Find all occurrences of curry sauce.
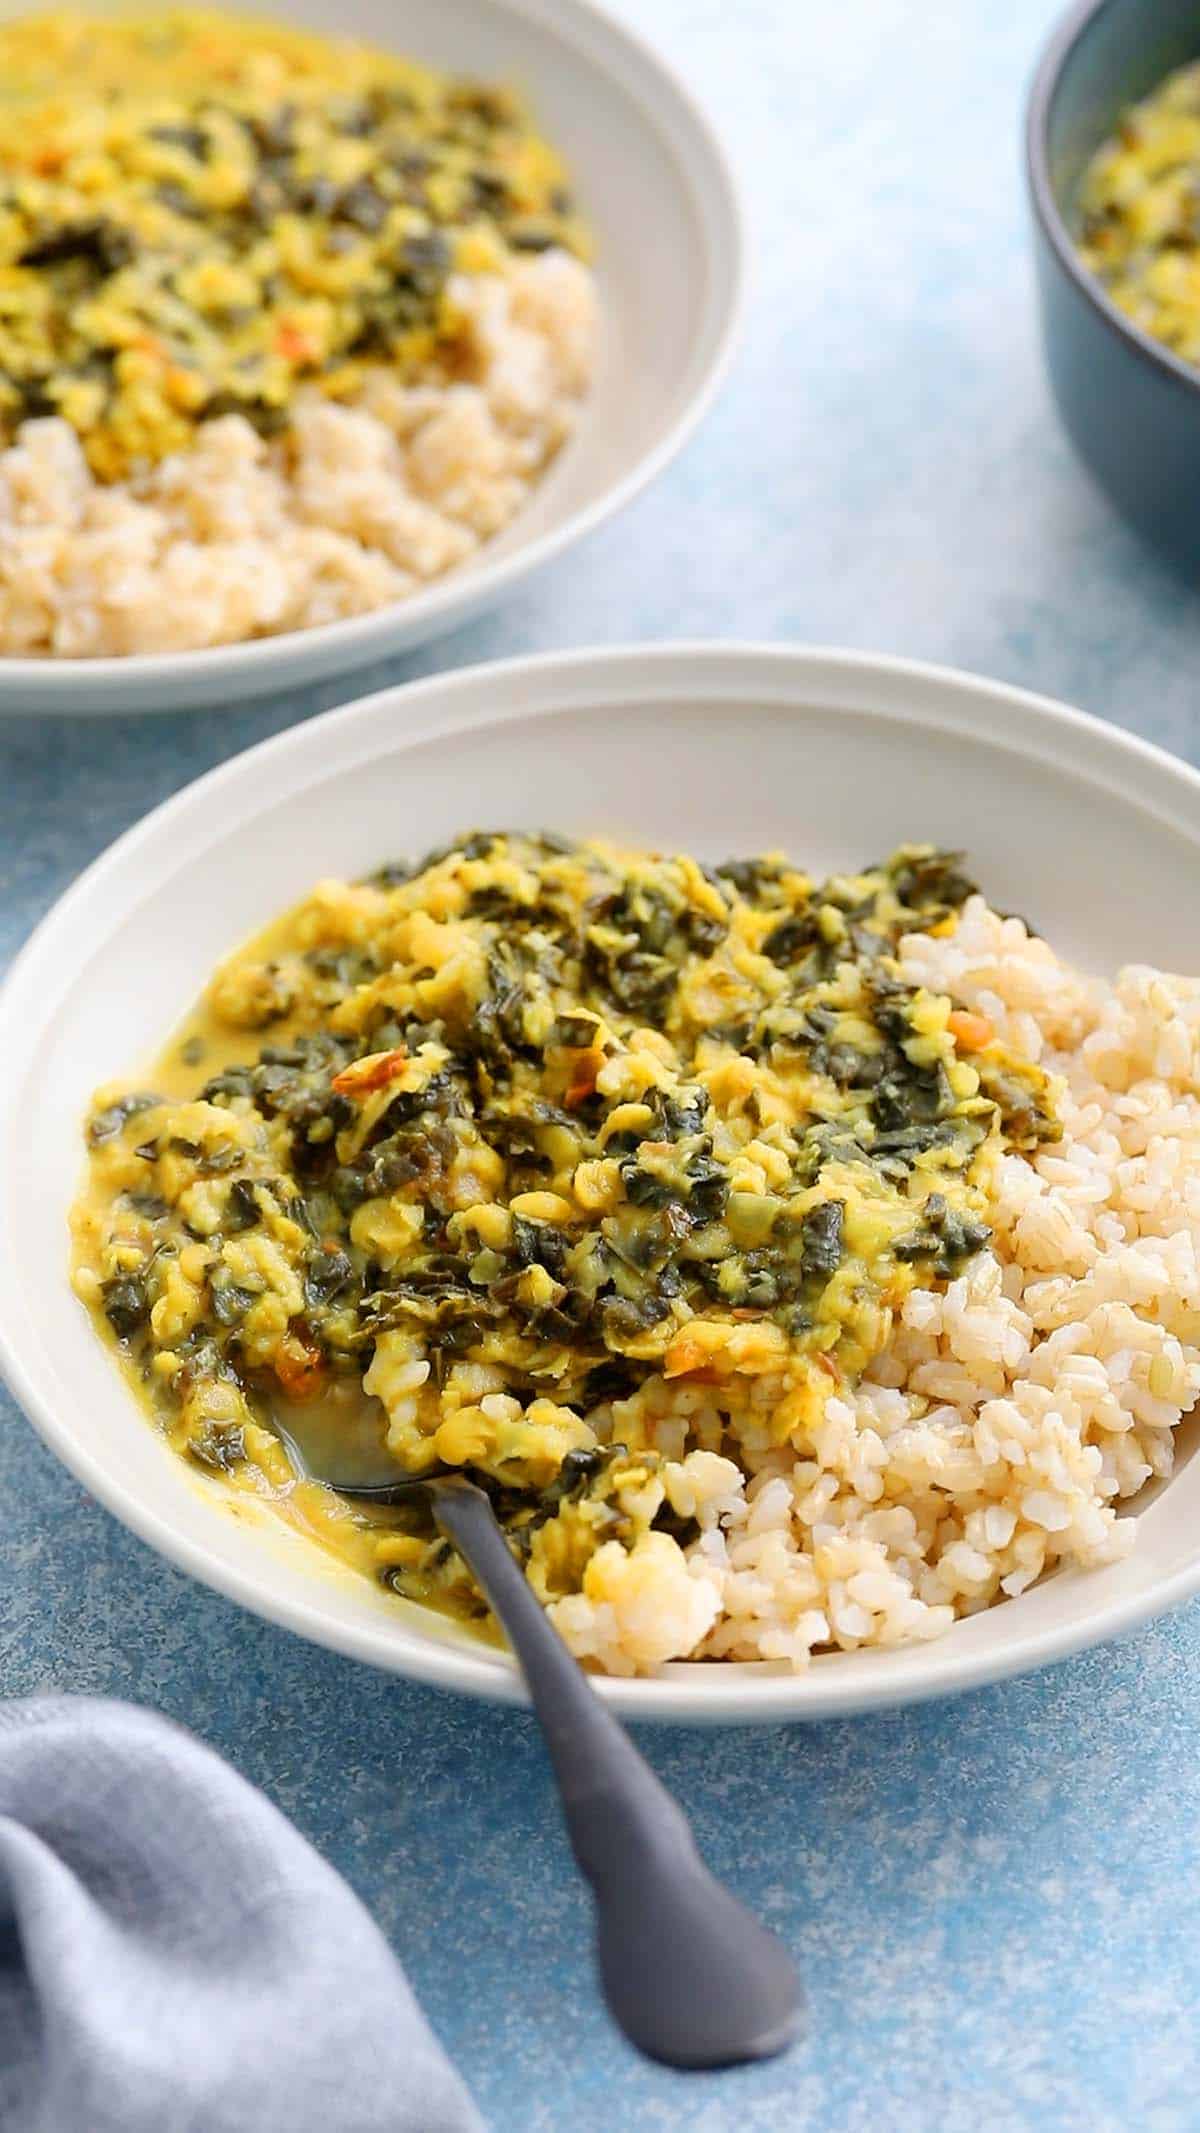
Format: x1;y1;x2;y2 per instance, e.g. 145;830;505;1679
70;835;1061;1632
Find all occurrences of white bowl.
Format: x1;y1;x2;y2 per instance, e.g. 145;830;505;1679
0;0;742;715
5;642;1200;1723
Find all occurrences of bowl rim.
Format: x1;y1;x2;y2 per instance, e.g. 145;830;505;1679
9;639;1200;1723
0;0;746;704
1025;0;1200;400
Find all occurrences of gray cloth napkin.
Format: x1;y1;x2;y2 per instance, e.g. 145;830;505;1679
0;1696;483;2133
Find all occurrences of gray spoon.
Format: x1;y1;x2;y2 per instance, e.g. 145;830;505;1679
329;1468;803;2070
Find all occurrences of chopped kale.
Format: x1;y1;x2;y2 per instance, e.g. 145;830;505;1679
88;1092;161;1145
799;1199;845;1282
101;1275;150;1340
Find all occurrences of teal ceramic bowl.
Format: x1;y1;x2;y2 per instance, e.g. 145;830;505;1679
1028;0;1200;572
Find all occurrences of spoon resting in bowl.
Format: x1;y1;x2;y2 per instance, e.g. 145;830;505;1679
327;1467;804;2070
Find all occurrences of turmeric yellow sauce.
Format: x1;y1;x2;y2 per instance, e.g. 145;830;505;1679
70;834;1060;1644
0;9;585;477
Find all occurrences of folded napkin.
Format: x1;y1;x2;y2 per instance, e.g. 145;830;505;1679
0;1697;483;2133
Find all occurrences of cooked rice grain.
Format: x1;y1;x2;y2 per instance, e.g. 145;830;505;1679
549;902;1200;1672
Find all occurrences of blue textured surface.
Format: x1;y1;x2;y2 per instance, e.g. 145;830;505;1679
4;3;1200;2127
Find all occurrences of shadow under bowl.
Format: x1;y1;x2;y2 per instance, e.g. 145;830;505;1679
1027;0;1200;573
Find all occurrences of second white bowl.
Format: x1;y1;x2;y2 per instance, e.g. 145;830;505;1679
0;0;743;713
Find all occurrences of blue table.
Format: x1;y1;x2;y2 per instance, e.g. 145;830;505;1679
4;3;1200;2125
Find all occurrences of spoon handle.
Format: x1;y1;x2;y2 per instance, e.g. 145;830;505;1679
428;1480;803;2070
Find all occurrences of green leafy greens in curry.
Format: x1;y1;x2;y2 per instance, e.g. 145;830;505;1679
72;834;1060;1631
0;10;584;477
